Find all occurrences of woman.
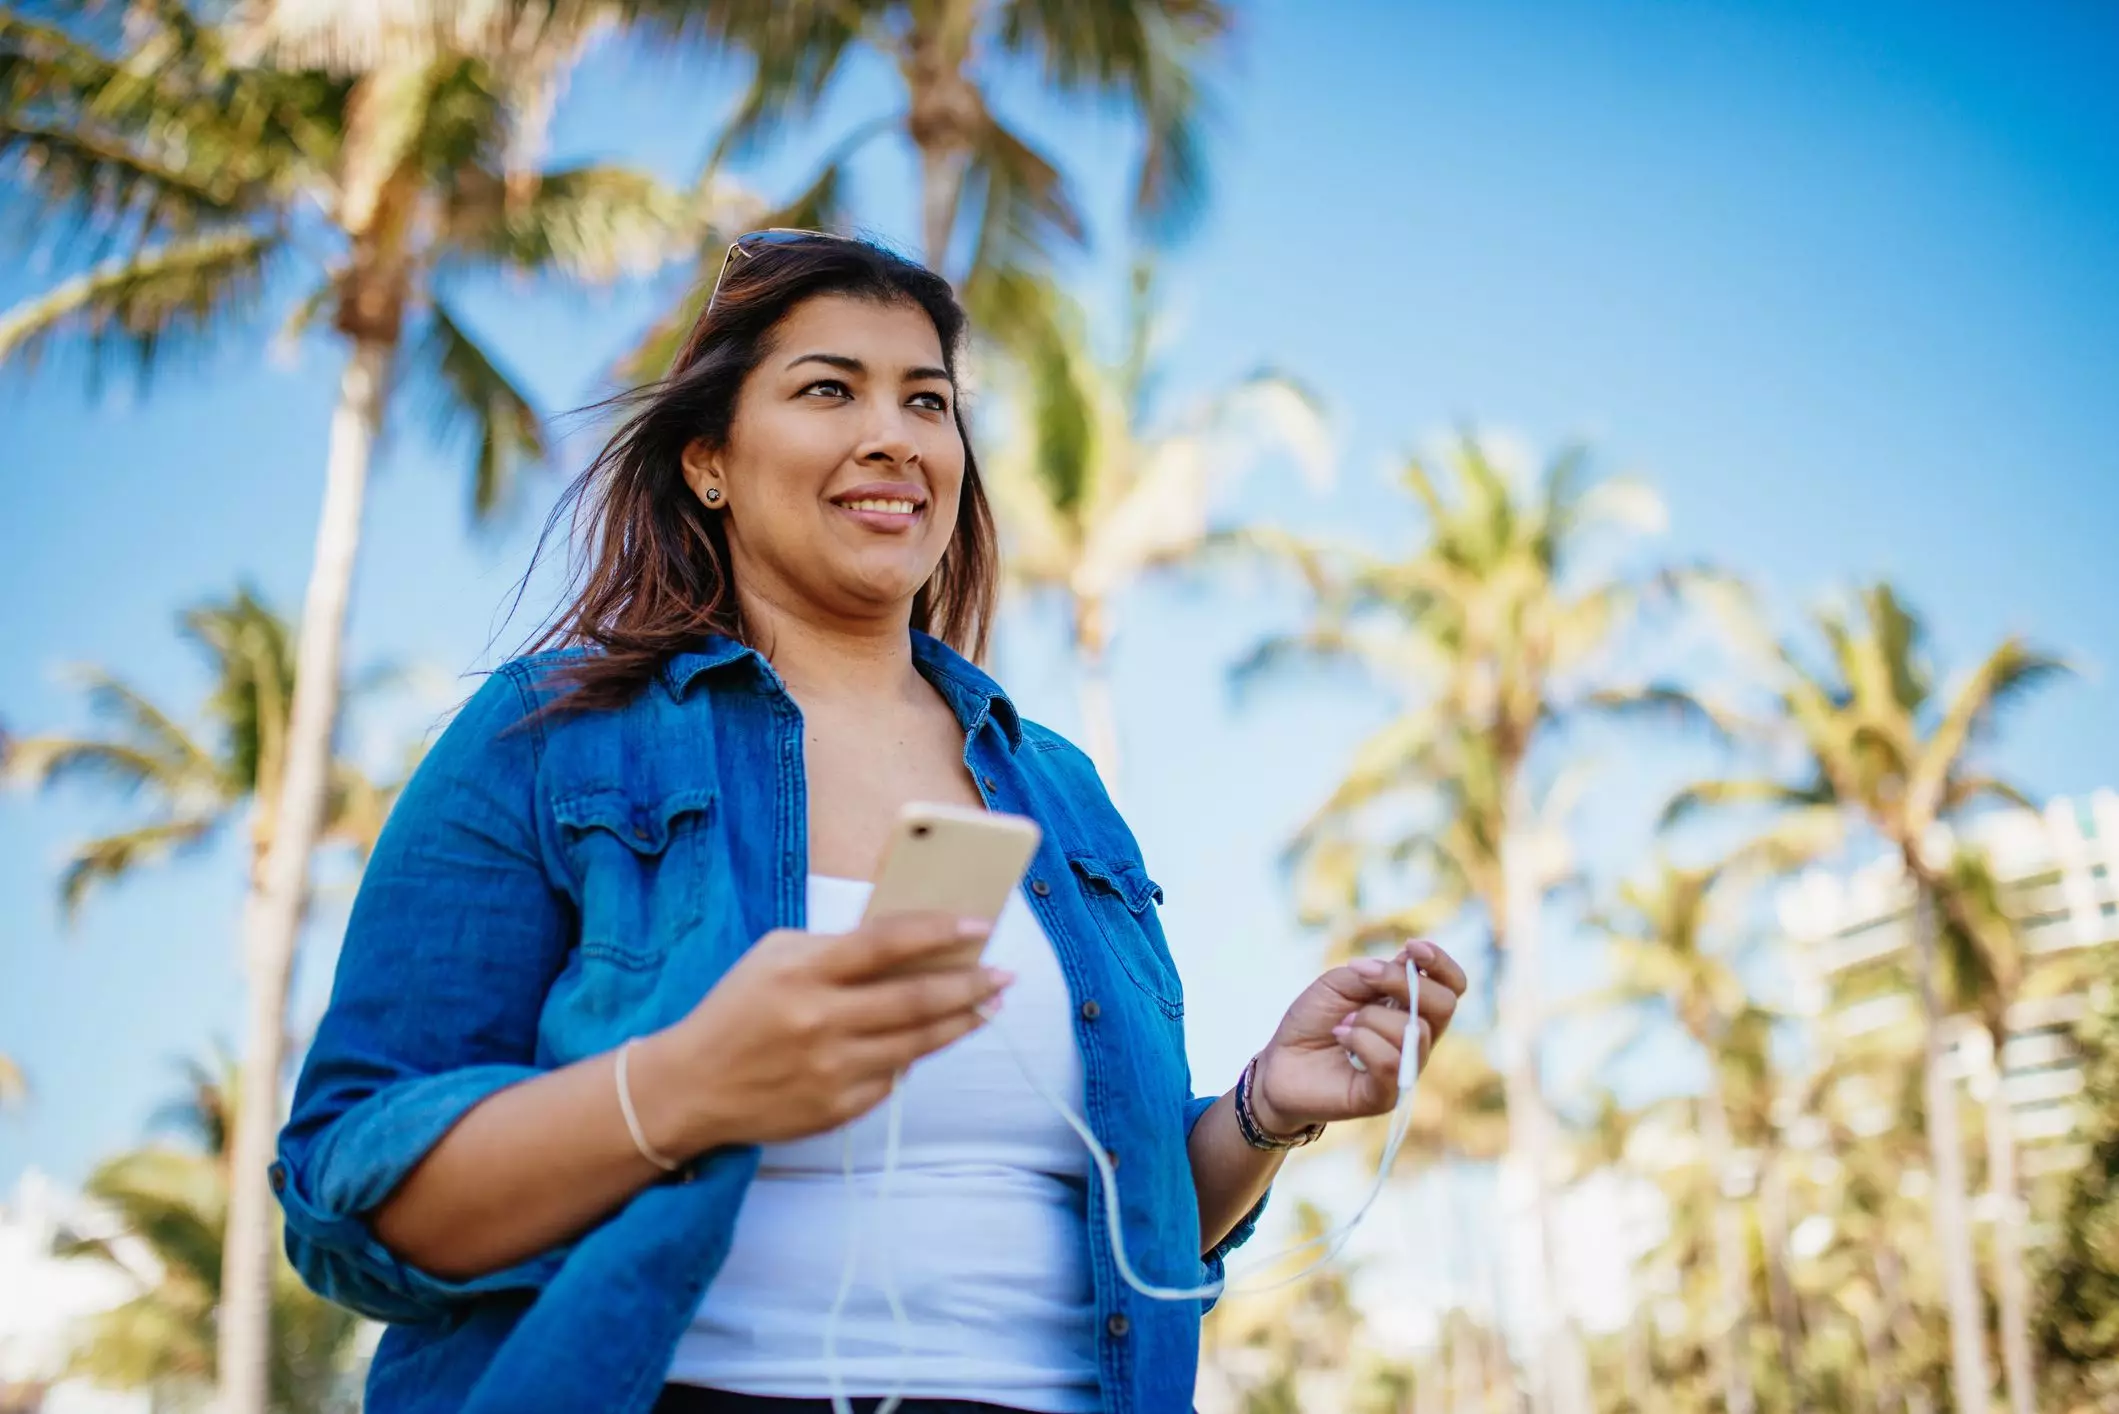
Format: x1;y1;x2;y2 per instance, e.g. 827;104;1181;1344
276;233;1466;1414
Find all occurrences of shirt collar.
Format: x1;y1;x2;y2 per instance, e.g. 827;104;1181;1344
912;630;1024;753
658;630;1023;754
657;635;767;700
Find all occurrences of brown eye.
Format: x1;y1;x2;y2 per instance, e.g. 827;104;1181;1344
801;379;852;399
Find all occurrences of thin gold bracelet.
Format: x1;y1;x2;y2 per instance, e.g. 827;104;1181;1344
615;1039;681;1172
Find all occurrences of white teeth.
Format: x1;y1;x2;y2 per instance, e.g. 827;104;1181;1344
840;498;919;514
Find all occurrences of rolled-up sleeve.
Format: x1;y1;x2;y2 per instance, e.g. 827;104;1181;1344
276;664;575;1323
1185;1090;1270;1311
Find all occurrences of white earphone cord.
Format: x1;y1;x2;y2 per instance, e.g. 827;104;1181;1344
981;955;1423;1301
821;957;1423;1405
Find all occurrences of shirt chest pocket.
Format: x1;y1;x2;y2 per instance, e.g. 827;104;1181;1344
1068;853;1184;1020
554;786;717;975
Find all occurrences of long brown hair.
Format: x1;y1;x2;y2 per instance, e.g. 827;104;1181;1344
513;235;998;715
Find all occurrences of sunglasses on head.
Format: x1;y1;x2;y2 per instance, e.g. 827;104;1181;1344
703;228;863;316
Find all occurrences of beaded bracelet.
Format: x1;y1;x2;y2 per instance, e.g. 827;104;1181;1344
1235;1053;1324;1151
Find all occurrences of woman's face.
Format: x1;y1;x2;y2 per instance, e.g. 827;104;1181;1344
683;293;965;629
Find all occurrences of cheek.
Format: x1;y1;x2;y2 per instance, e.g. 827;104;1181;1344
924;428;969;532
730;409;839;510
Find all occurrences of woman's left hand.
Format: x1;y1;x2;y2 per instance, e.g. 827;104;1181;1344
1248;939;1470;1138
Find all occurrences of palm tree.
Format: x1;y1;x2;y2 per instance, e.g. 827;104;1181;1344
1240;434;1699;1414
1796;1028;1954;1414
989;264;1327;785
3;586;400;912
1;13;682;1410
1591;861;1762;1414
2038;950;2119;1410
226;0;1228;286
666;0;1225;277
1668;582;2068;1414
1926;842;2108;1414
1;582;407;1413
55;1053;363;1412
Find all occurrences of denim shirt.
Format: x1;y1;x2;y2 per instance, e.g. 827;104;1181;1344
276;632;1264;1414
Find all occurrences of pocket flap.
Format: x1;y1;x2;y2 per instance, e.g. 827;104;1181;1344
1067;853;1165;912
553;786;716;854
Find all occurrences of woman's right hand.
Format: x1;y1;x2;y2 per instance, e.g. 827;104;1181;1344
630;912;1012;1157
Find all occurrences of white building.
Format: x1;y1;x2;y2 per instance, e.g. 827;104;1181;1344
0;1171;151;1414
1777;789;2119;1177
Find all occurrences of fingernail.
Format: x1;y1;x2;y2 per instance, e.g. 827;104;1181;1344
958;917;993;940
985;967;1017;989
1332;1022;1352;1038
1350;957;1387;979
1411;939;1437;964
984;993;1005;1015
1342;1010;1361;1028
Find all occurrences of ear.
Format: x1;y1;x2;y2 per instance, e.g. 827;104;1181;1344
679;438;724;502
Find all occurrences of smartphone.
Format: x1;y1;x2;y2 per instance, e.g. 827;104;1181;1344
861;801;1043;972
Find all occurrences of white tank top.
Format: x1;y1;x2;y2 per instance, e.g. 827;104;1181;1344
665;876;1102;1412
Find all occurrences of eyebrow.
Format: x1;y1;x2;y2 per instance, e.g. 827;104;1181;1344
784;352;953;383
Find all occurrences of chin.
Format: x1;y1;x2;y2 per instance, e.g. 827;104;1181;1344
830;558;939;612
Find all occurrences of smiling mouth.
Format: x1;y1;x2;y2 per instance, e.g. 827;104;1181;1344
834;496;923;515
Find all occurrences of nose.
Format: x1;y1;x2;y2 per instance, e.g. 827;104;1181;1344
854;404;920;470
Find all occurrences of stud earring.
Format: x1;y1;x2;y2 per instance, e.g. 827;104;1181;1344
704;487;723;505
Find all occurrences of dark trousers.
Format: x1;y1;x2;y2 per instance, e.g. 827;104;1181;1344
653;1389;1038;1414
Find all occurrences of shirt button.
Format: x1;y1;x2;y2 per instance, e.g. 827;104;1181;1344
1106;1312;1130;1338
981;776;998;793
1031;878;1051;898
631;823;651;841
1080;999;1101;1021
268;1162;287;1195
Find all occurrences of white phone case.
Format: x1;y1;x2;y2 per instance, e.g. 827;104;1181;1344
861;802;1043;970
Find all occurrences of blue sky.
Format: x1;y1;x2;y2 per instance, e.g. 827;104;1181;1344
3;0;2116;1192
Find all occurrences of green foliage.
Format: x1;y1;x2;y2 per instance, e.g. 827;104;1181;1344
0;584;405;922
56;1059;362;1411
2040;971;2119;1409
1;2;686;505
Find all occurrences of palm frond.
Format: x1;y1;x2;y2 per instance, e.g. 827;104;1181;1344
59;816;219;925
1660;776;1832;831
416;298;549;519
1579;682;1748;744
0;119;248;248
996;0;1229;238
73;665;223;781
1904;637;2069;829
1006;282;1095;521
0;225;282;384
961;109;1085;282
446;160;689;282
610;157;854;385
680;1;861;171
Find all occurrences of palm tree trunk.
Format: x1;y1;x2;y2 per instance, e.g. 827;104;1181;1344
218;335;389;1414
1868;1245;1904;1414
918;139;970;273
1448;1313;1482;1414
1499;821;1587;1414
1757;1154;1805;1405
1625;1305;1655;1414
1073;599;1122;794
1984;1062;2035;1414
1700;1085;1756;1414
1911;882;1994;1414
